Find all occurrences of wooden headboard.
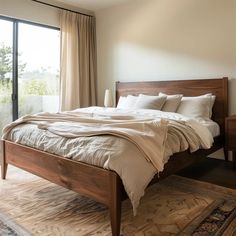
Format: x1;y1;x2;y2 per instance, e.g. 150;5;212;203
116;77;228;137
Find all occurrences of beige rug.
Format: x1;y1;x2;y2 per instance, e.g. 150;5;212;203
0;166;235;236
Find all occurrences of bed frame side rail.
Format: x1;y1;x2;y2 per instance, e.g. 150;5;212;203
0;140;122;236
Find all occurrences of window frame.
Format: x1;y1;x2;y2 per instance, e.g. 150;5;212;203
0;15;60;120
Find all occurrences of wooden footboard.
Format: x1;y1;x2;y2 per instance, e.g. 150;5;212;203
0;140;123;236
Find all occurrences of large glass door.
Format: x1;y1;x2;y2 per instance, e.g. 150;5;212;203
0;19;13;134
0;17;60;135
18;22;60;117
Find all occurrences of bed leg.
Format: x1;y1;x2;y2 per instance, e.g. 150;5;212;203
1;163;8;180
0;140;8;179
109;173;122;236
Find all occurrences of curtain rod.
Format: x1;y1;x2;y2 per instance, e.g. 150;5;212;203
31;0;94;17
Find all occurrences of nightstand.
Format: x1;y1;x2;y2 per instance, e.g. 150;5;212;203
225;115;236;169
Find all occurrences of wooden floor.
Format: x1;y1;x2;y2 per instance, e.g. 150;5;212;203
177;158;236;189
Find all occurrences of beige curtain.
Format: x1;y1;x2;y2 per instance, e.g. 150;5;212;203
60;10;97;111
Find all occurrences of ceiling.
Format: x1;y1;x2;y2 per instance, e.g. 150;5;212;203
50;0;132;11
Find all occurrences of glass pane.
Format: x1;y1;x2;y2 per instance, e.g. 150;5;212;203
0;19;13;135
18;23;60;117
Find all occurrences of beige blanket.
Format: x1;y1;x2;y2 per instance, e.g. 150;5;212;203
3;112;169;172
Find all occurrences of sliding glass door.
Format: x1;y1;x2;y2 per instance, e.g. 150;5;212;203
18;22;60;117
0;17;60;135
0;19;13;133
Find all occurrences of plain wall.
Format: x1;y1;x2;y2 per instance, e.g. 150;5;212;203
0;0;60;27
96;0;236;115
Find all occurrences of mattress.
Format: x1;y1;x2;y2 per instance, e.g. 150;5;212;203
199;120;220;138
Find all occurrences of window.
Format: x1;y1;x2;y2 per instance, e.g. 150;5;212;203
0;19;13;134
0;17;60;135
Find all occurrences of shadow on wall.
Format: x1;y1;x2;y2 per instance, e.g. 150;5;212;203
113;0;236;67
113;43;233;81
96;0;236;104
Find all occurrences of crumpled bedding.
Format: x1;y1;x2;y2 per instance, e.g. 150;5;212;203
2;106;214;214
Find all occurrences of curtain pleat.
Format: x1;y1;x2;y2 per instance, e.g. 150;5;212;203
59;10;97;111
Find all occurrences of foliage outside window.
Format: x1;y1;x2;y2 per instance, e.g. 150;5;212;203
0;18;60;134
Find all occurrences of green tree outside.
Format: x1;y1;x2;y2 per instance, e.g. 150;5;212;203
0;43;12;86
0;43;59;134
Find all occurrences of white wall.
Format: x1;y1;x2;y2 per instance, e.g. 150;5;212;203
96;0;236;114
0;0;60;27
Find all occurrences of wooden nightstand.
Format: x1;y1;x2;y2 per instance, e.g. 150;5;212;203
225;116;236;169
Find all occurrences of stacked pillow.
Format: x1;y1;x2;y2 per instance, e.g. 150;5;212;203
134;94;166;110
117;93;216;120
176;94;216;120
158;92;183;112
117;94;166;110
117;95;138;109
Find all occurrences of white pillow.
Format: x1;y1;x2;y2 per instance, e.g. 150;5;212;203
117;95;138;109
117;96;127;108
159;92;183;112
192;93;216;118
126;95;139;108
176;94;214;120
134;94;167;110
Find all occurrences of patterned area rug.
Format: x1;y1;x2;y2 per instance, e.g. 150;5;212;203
0;166;235;236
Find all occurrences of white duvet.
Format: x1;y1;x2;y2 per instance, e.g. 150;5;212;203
2;107;214;214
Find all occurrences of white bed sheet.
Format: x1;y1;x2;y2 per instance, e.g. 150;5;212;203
197;119;220;138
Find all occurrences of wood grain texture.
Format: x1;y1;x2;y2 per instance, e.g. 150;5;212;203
1;77;229;236
4;141;118;206
225;115;236;167
0;140;7;180
3;140;122;236
109;173;122;236
225;116;236;150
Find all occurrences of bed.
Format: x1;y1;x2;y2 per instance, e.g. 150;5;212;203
0;77;228;236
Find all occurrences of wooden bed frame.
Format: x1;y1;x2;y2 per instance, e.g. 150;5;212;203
0;77;228;236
